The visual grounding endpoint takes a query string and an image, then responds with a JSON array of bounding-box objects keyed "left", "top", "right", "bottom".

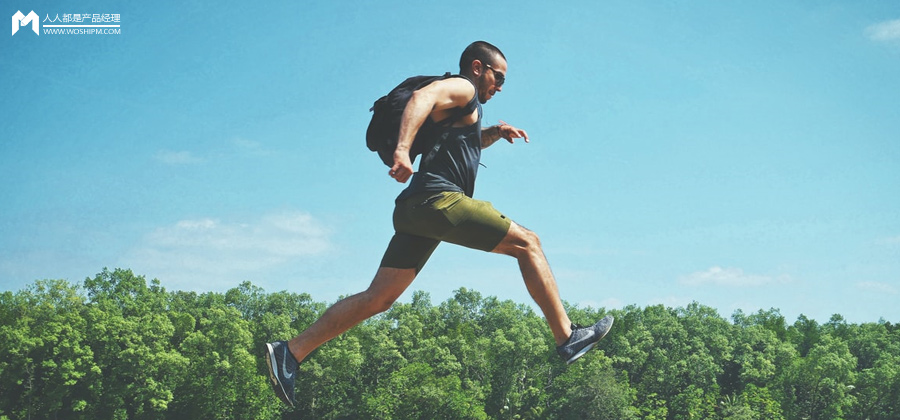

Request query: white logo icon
[
  {"left": 281, "top": 347, "right": 294, "bottom": 379},
  {"left": 12, "top": 10, "right": 39, "bottom": 36}
]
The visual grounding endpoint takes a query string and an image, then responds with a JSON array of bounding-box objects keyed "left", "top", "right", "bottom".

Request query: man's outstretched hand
[{"left": 498, "top": 120, "right": 529, "bottom": 144}]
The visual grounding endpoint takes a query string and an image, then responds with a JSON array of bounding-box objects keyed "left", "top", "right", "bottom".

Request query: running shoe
[
  {"left": 556, "top": 315, "right": 614, "bottom": 364},
  {"left": 264, "top": 341, "right": 298, "bottom": 407}
]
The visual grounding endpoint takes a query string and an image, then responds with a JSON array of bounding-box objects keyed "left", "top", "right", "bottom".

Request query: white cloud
[
  {"left": 857, "top": 281, "right": 898, "bottom": 295},
  {"left": 679, "top": 266, "right": 786, "bottom": 287},
  {"left": 876, "top": 235, "right": 900, "bottom": 246},
  {"left": 232, "top": 138, "right": 273, "bottom": 156},
  {"left": 866, "top": 19, "right": 900, "bottom": 42},
  {"left": 155, "top": 150, "right": 203, "bottom": 165},
  {"left": 123, "top": 211, "right": 332, "bottom": 289},
  {"left": 154, "top": 138, "right": 273, "bottom": 165}
]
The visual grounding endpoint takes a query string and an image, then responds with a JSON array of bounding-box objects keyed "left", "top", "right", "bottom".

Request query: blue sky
[{"left": 3, "top": 0, "right": 898, "bottom": 324}]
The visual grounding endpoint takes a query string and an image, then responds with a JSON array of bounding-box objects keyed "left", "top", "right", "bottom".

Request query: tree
[
  {"left": 732, "top": 308, "right": 788, "bottom": 342},
  {"left": 787, "top": 315, "right": 820, "bottom": 358},
  {"left": 731, "top": 325, "right": 796, "bottom": 392},
  {"left": 544, "top": 355, "right": 636, "bottom": 420},
  {"left": 779, "top": 334, "right": 857, "bottom": 420},
  {"left": 0, "top": 280, "right": 98, "bottom": 419},
  {"left": 7, "top": 268, "right": 900, "bottom": 420},
  {"left": 478, "top": 296, "right": 552, "bottom": 418},
  {"left": 365, "top": 361, "right": 487, "bottom": 420},
  {"left": 618, "top": 304, "right": 720, "bottom": 419},
  {"left": 82, "top": 269, "right": 188, "bottom": 419},
  {"left": 848, "top": 353, "right": 900, "bottom": 420},
  {"left": 742, "top": 385, "right": 785, "bottom": 420},
  {"left": 169, "top": 304, "right": 276, "bottom": 419}
]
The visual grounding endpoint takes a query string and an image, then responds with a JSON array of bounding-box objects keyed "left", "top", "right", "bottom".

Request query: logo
[
  {"left": 12, "top": 10, "right": 39, "bottom": 36},
  {"left": 11, "top": 11, "right": 121, "bottom": 37},
  {"left": 281, "top": 347, "right": 294, "bottom": 379}
]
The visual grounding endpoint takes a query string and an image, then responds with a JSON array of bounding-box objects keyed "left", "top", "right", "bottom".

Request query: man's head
[{"left": 459, "top": 41, "right": 507, "bottom": 104}]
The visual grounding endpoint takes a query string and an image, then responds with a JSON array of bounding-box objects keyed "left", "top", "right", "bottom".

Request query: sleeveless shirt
[{"left": 397, "top": 87, "right": 483, "bottom": 201}]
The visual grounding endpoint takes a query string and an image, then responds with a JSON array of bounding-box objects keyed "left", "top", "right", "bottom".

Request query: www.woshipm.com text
[{"left": 43, "top": 27, "right": 121, "bottom": 35}]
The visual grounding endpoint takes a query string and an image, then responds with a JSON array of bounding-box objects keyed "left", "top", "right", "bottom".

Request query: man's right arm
[
  {"left": 390, "top": 90, "right": 435, "bottom": 183},
  {"left": 389, "top": 78, "right": 477, "bottom": 183}
]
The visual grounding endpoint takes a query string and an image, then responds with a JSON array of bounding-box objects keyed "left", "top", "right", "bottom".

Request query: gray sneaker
[
  {"left": 264, "top": 341, "right": 298, "bottom": 407},
  {"left": 556, "top": 315, "right": 614, "bottom": 364}
]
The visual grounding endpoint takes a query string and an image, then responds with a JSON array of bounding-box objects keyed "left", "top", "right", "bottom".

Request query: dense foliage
[{"left": 1, "top": 269, "right": 899, "bottom": 419}]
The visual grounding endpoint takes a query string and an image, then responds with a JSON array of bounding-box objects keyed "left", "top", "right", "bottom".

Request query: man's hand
[
  {"left": 389, "top": 150, "right": 414, "bottom": 183},
  {"left": 498, "top": 120, "right": 529, "bottom": 144},
  {"left": 483, "top": 120, "right": 530, "bottom": 148}
]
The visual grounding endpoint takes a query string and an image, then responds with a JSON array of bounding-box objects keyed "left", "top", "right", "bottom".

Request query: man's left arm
[{"left": 482, "top": 120, "right": 529, "bottom": 149}]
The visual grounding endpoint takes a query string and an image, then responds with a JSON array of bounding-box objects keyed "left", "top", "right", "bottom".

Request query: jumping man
[{"left": 264, "top": 41, "right": 613, "bottom": 407}]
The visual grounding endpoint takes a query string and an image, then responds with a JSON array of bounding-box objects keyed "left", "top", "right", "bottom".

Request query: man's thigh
[
  {"left": 381, "top": 192, "right": 513, "bottom": 272},
  {"left": 380, "top": 233, "right": 440, "bottom": 274},
  {"left": 396, "top": 192, "right": 511, "bottom": 249}
]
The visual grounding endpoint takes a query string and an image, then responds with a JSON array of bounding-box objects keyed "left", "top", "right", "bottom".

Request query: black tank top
[{"left": 397, "top": 94, "right": 483, "bottom": 201}]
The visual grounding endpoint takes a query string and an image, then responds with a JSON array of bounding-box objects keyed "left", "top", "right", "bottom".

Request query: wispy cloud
[
  {"left": 154, "top": 138, "right": 273, "bottom": 165},
  {"left": 155, "top": 150, "right": 203, "bottom": 165},
  {"left": 232, "top": 138, "right": 273, "bottom": 156},
  {"left": 876, "top": 235, "right": 900, "bottom": 246},
  {"left": 123, "top": 211, "right": 332, "bottom": 289},
  {"left": 857, "top": 281, "right": 898, "bottom": 295},
  {"left": 679, "top": 266, "right": 787, "bottom": 287},
  {"left": 866, "top": 19, "right": 900, "bottom": 42}
]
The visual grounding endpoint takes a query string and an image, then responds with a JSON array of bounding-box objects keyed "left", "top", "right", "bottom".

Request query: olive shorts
[{"left": 380, "top": 191, "right": 512, "bottom": 273}]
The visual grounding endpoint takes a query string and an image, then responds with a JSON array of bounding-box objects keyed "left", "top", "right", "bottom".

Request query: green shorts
[{"left": 380, "top": 191, "right": 512, "bottom": 273}]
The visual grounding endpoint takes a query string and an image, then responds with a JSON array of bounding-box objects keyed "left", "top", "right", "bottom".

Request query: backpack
[{"left": 366, "top": 72, "right": 478, "bottom": 167}]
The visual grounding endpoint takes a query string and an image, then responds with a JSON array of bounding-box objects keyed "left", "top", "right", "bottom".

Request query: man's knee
[
  {"left": 361, "top": 267, "right": 417, "bottom": 314},
  {"left": 517, "top": 225, "right": 542, "bottom": 249},
  {"left": 360, "top": 288, "right": 398, "bottom": 314},
  {"left": 496, "top": 222, "right": 542, "bottom": 258},
  {"left": 371, "top": 296, "right": 397, "bottom": 314}
]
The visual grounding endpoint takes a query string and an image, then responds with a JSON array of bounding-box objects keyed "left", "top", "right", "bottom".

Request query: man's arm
[
  {"left": 390, "top": 78, "right": 477, "bottom": 183},
  {"left": 481, "top": 120, "right": 529, "bottom": 149}
]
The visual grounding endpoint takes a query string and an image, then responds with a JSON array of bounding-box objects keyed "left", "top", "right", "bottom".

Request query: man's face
[{"left": 478, "top": 58, "right": 507, "bottom": 104}]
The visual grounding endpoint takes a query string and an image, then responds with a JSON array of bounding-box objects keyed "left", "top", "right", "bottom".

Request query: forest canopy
[{"left": 1, "top": 268, "right": 898, "bottom": 419}]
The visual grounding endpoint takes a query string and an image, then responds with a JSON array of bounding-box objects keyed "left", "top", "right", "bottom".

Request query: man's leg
[
  {"left": 491, "top": 221, "right": 572, "bottom": 346},
  {"left": 287, "top": 266, "right": 417, "bottom": 363},
  {"left": 265, "top": 229, "right": 438, "bottom": 407},
  {"left": 264, "top": 266, "right": 418, "bottom": 406}
]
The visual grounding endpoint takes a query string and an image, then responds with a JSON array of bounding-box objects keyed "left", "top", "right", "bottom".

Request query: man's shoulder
[
  {"left": 427, "top": 76, "right": 476, "bottom": 96},
  {"left": 422, "top": 76, "right": 476, "bottom": 116}
]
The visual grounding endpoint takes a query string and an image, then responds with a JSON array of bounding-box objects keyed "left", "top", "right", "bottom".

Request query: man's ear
[{"left": 472, "top": 59, "right": 484, "bottom": 77}]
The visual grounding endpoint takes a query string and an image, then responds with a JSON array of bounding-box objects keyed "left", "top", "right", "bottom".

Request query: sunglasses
[{"left": 484, "top": 63, "right": 505, "bottom": 87}]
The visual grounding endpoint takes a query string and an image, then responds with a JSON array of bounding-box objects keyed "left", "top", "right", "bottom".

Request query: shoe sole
[
  {"left": 566, "top": 315, "right": 614, "bottom": 365},
  {"left": 264, "top": 343, "right": 295, "bottom": 408}
]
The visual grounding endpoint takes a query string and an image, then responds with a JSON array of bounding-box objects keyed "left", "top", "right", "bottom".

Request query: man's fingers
[
  {"left": 505, "top": 128, "right": 529, "bottom": 143},
  {"left": 497, "top": 120, "right": 529, "bottom": 143},
  {"left": 389, "top": 166, "right": 412, "bottom": 183}
]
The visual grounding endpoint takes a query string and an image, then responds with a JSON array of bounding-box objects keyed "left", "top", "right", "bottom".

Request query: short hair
[{"left": 459, "top": 41, "right": 506, "bottom": 75}]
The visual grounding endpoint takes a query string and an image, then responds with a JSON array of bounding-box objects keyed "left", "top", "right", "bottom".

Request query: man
[{"left": 264, "top": 41, "right": 613, "bottom": 408}]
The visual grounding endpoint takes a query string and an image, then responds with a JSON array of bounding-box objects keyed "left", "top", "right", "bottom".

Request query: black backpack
[{"left": 366, "top": 73, "right": 478, "bottom": 167}]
